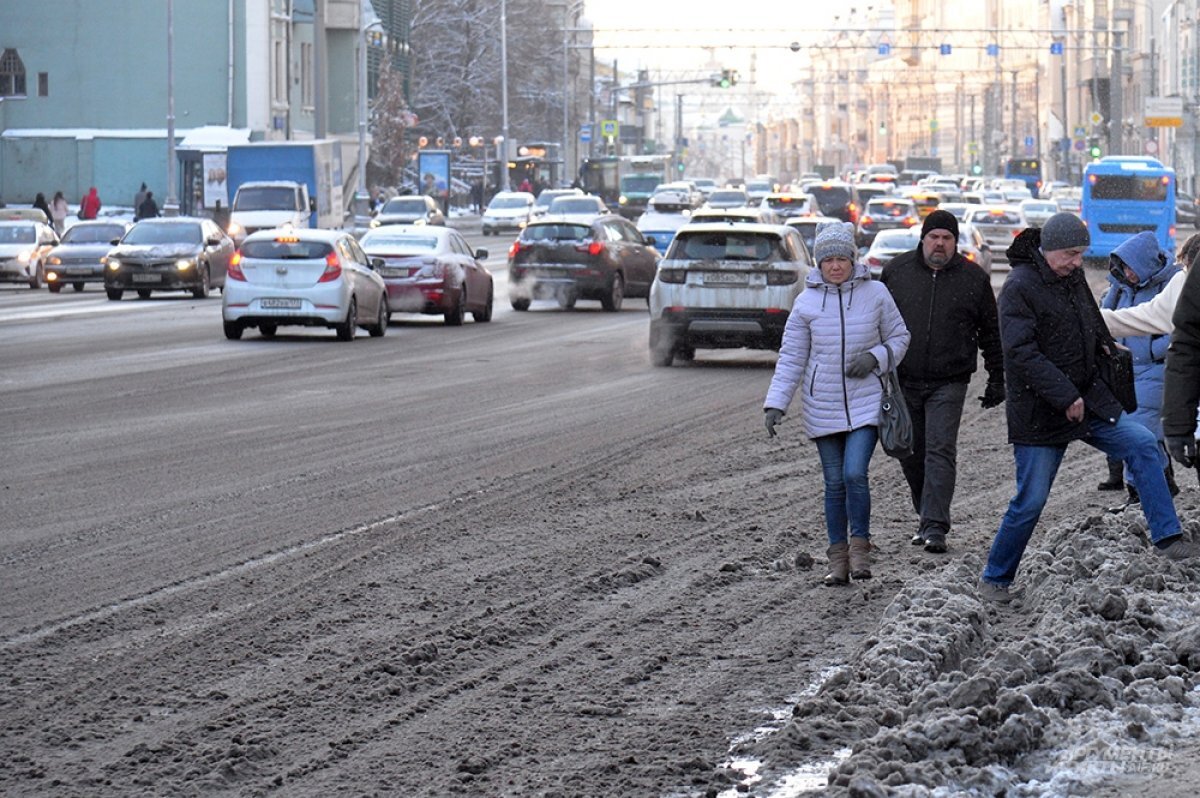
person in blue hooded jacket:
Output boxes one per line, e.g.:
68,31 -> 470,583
1099,231 -> 1182,503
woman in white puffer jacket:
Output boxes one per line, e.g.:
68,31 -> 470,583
763,222 -> 910,586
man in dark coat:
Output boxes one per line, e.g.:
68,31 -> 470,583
979,213 -> 1196,603
881,209 -> 1004,553
135,191 -> 159,221
1162,260 -> 1200,478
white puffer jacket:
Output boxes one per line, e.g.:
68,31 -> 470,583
764,261 -> 910,439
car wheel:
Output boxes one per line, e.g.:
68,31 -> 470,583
223,320 -> 244,340
600,273 -> 624,312
444,289 -> 465,326
48,282 -> 62,294
368,295 -> 389,337
137,289 -> 152,299
511,297 -> 531,312
192,266 -> 210,299
678,346 -> 696,362
106,288 -> 123,301
335,298 -> 357,341
73,282 -> 85,292
472,287 -> 494,323
260,323 -> 277,338
28,265 -> 41,290
556,289 -> 577,309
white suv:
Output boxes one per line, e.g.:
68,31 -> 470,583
648,223 -> 811,366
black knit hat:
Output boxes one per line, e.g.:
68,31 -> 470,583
921,209 -> 959,241
1040,212 -> 1090,252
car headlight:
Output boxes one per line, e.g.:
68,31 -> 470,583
227,222 -> 243,236
175,259 -> 194,270
107,258 -> 122,271
48,256 -> 62,265
370,219 -> 381,228
412,219 -> 427,226
618,196 -> 628,205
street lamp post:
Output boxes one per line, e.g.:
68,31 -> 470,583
165,0 -> 178,215
500,0 -> 511,190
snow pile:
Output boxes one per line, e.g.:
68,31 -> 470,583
731,495 -> 1200,796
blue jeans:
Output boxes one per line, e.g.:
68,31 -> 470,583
982,414 -> 1182,586
815,426 -> 879,545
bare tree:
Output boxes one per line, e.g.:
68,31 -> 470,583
370,59 -> 416,184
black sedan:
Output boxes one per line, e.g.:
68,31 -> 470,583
44,220 -> 130,293
371,196 -> 447,228
507,215 -> 659,311
103,218 -> 234,300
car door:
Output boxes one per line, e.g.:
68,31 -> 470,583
203,220 -> 233,285
339,236 -> 378,322
450,231 -> 486,306
618,219 -> 657,293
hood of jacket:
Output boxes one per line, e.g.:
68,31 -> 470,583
1006,226 -> 1044,264
1110,230 -> 1174,287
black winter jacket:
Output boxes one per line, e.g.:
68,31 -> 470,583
999,228 -> 1123,446
880,248 -> 1003,385
1162,262 -> 1200,436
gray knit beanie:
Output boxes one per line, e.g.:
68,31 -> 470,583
813,221 -> 857,264
1039,212 -> 1090,252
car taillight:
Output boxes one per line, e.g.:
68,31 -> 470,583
656,268 -> 686,284
1012,229 -> 1020,237
588,240 -> 605,257
228,251 -> 246,281
903,217 -> 919,227
318,251 -> 342,282
508,241 -> 524,259
866,255 -> 882,266
766,270 -> 798,285
963,251 -> 977,262
860,215 -> 873,226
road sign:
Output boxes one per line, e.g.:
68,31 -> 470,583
1074,126 -> 1087,138
878,43 -> 891,56
600,119 -> 619,138
1145,139 -> 1159,154
579,125 -> 592,143
1074,139 -> 1086,151
1145,96 -> 1184,128
1050,42 -> 1064,55
1090,111 -> 1103,126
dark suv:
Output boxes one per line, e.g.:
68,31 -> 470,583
806,182 -> 861,226
507,215 -> 659,311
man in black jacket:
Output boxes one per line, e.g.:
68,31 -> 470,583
881,209 -> 1004,553
1163,259 -> 1200,475
980,214 -> 1197,604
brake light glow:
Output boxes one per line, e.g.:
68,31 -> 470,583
903,217 -> 919,227
227,251 -> 246,281
275,235 -> 300,243
588,241 -> 604,257
318,251 -> 342,282
508,241 -> 522,259
860,215 -> 873,226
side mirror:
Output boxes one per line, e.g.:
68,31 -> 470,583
645,236 -> 656,247
474,248 -> 488,260
110,238 -> 121,246
308,198 -> 317,213
370,257 -> 385,270
206,236 -> 221,247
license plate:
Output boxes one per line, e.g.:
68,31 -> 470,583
260,298 -> 301,309
704,272 -> 750,285
132,273 -> 161,283
67,269 -> 92,276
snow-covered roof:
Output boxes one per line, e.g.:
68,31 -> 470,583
177,126 -> 252,150
1,126 -> 251,146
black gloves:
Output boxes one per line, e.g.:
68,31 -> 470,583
1166,435 -> 1197,468
764,408 -> 784,438
845,352 -> 878,379
979,382 -> 1005,409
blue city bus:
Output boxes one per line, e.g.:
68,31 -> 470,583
1003,158 -> 1042,195
1080,156 -> 1175,260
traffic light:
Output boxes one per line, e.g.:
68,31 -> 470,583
971,162 -> 983,175
1088,137 -> 1102,160
711,69 -> 739,89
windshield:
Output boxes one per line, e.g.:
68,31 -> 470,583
122,222 -> 203,246
809,186 -> 852,212
521,223 -> 592,242
62,224 -> 125,244
0,225 -> 36,244
489,197 -> 530,210
620,176 -> 661,193
766,196 -> 806,210
866,201 -> 913,218
242,239 -> 334,259
709,191 -> 747,204
361,233 -> 439,253
745,181 -> 772,193
535,191 -> 575,208
673,231 -> 785,262
873,230 -> 922,249
550,198 -> 600,214
973,209 -> 1022,225
233,186 -> 299,211
381,198 -> 428,214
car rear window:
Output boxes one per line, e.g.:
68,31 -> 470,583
0,225 -> 37,244
522,224 -> 592,242
242,239 -> 334,259
866,200 -> 912,217
809,186 -> 852,211
549,198 -> 600,213
362,235 -> 438,253
766,196 -> 806,210
673,232 -> 785,262
382,198 -> 427,214
976,210 -> 1022,225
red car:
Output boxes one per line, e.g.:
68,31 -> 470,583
359,226 -> 494,325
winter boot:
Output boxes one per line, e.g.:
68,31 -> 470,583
1165,459 -> 1180,497
1097,457 -> 1124,491
848,537 -> 872,580
824,542 -> 850,586
1108,483 -> 1140,514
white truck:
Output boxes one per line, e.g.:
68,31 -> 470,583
224,140 -> 344,242
228,181 -> 314,242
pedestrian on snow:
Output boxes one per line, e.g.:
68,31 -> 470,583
49,191 -> 70,235
79,187 -> 101,220
1096,231 -> 1182,503
136,191 -> 159,221
763,222 -> 911,586
211,199 -> 230,232
134,182 -> 148,213
518,177 -> 533,193
32,192 -> 52,225
880,209 -> 1004,554
979,213 -> 1197,604
1163,250 -> 1200,481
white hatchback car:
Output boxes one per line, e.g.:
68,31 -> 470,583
481,191 -> 535,236
222,229 -> 388,341
648,223 -> 811,366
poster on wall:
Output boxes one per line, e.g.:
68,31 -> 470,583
417,150 -> 452,215
202,153 -> 228,209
